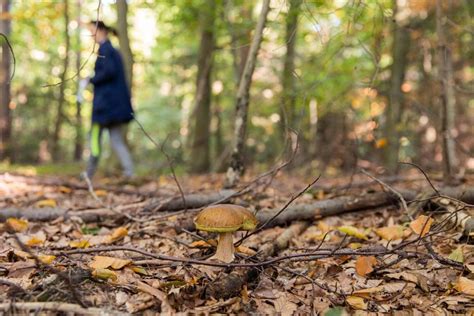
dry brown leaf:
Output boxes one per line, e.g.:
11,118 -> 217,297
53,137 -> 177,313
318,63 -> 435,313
274,296 -> 298,316
6,218 -> 28,232
135,280 -> 173,313
236,245 -> 256,256
346,296 -> 367,310
375,225 -> 409,240
105,227 -> 128,243
454,277 -> 474,296
89,255 -> 132,270
355,256 -> 377,277
94,189 -> 108,197
410,215 -> 433,237
190,240 -> 216,247
58,186 -> 72,193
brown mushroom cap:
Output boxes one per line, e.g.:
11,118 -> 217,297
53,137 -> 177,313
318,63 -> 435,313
194,204 -> 257,233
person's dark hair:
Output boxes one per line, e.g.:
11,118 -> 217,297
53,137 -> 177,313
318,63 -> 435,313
89,20 -> 118,36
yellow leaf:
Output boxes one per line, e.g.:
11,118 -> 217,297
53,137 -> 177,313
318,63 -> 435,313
58,186 -> 72,193
346,296 -> 367,310
94,189 -> 108,197
375,138 -> 387,148
129,265 -> 148,275
448,246 -> 464,263
355,256 -> 377,277
349,243 -> 363,249
69,240 -> 90,249
410,215 -> 433,237
6,218 -> 29,232
13,249 -> 31,260
105,227 -> 128,243
375,225 -> 407,240
337,225 -> 368,240
38,255 -> 56,264
36,199 -> 57,208
25,236 -> 45,247
454,277 -> 474,296
89,256 -> 131,270
92,268 -> 117,281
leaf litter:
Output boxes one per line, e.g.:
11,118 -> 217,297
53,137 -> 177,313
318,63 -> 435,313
0,172 -> 473,314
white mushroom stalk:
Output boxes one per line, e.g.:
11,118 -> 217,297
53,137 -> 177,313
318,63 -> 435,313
211,232 -> 235,263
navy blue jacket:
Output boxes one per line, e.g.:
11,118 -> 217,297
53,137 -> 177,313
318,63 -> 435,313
90,40 -> 134,126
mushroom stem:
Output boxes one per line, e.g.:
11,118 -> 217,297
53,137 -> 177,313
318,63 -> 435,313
211,232 -> 235,263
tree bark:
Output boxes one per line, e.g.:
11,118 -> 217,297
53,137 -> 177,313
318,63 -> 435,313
115,0 -> 133,91
383,0 -> 410,174
280,0 -> 301,138
73,0 -> 83,161
225,0 -> 271,187
51,0 -> 70,161
436,0 -> 458,182
189,3 -> 215,173
0,0 -> 11,160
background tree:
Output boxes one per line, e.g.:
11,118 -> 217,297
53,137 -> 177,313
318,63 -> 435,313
383,0 -> 411,174
0,0 -> 11,160
189,1 -> 216,173
73,0 -> 83,161
280,0 -> 301,140
51,0 -> 70,161
115,0 -> 133,91
226,0 -> 271,187
436,0 -> 458,181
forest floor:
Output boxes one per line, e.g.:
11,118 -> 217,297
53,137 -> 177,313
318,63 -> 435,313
0,170 -> 473,315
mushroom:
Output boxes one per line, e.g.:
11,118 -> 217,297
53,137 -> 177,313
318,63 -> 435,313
194,204 -> 257,263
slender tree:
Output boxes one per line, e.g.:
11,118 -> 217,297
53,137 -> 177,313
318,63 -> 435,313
436,0 -> 458,181
0,0 -> 11,160
280,0 -> 301,138
189,2 -> 215,173
116,0 -> 133,91
51,0 -> 71,161
73,0 -> 83,161
225,0 -> 271,187
383,0 -> 410,173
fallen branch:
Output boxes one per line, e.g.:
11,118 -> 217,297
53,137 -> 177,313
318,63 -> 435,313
0,302 -> 125,315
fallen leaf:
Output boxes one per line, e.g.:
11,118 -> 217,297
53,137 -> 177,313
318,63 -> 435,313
94,189 -> 108,197
105,227 -> 128,243
89,255 -> 132,270
355,256 -> 377,276
92,268 -> 117,281
375,225 -> 408,240
274,295 -> 297,316
410,215 -> 433,237
346,296 -> 367,310
337,226 -> 368,240
349,243 -> 363,249
236,245 -> 256,256
36,199 -> 57,208
136,280 -> 173,313
25,236 -> 45,247
375,138 -> 387,148
454,277 -> 474,296
129,265 -> 148,275
58,186 -> 72,193
69,240 -> 90,249
38,254 -> 56,264
190,240 -> 216,248
353,282 -> 407,298
6,218 -> 28,232
448,246 -> 464,263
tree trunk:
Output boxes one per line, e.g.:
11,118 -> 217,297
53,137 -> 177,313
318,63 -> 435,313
0,0 -> 11,160
383,0 -> 410,174
189,3 -> 215,173
115,0 -> 133,91
225,0 -> 271,187
436,0 -> 458,182
280,0 -> 301,138
73,0 -> 83,161
51,0 -> 70,161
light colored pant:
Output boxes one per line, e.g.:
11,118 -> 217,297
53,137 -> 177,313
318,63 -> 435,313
86,123 -> 134,178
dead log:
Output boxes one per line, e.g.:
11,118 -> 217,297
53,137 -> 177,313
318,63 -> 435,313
205,222 -> 309,299
0,190 -> 236,223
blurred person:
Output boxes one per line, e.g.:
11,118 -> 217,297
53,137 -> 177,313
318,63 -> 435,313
80,20 -> 134,180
